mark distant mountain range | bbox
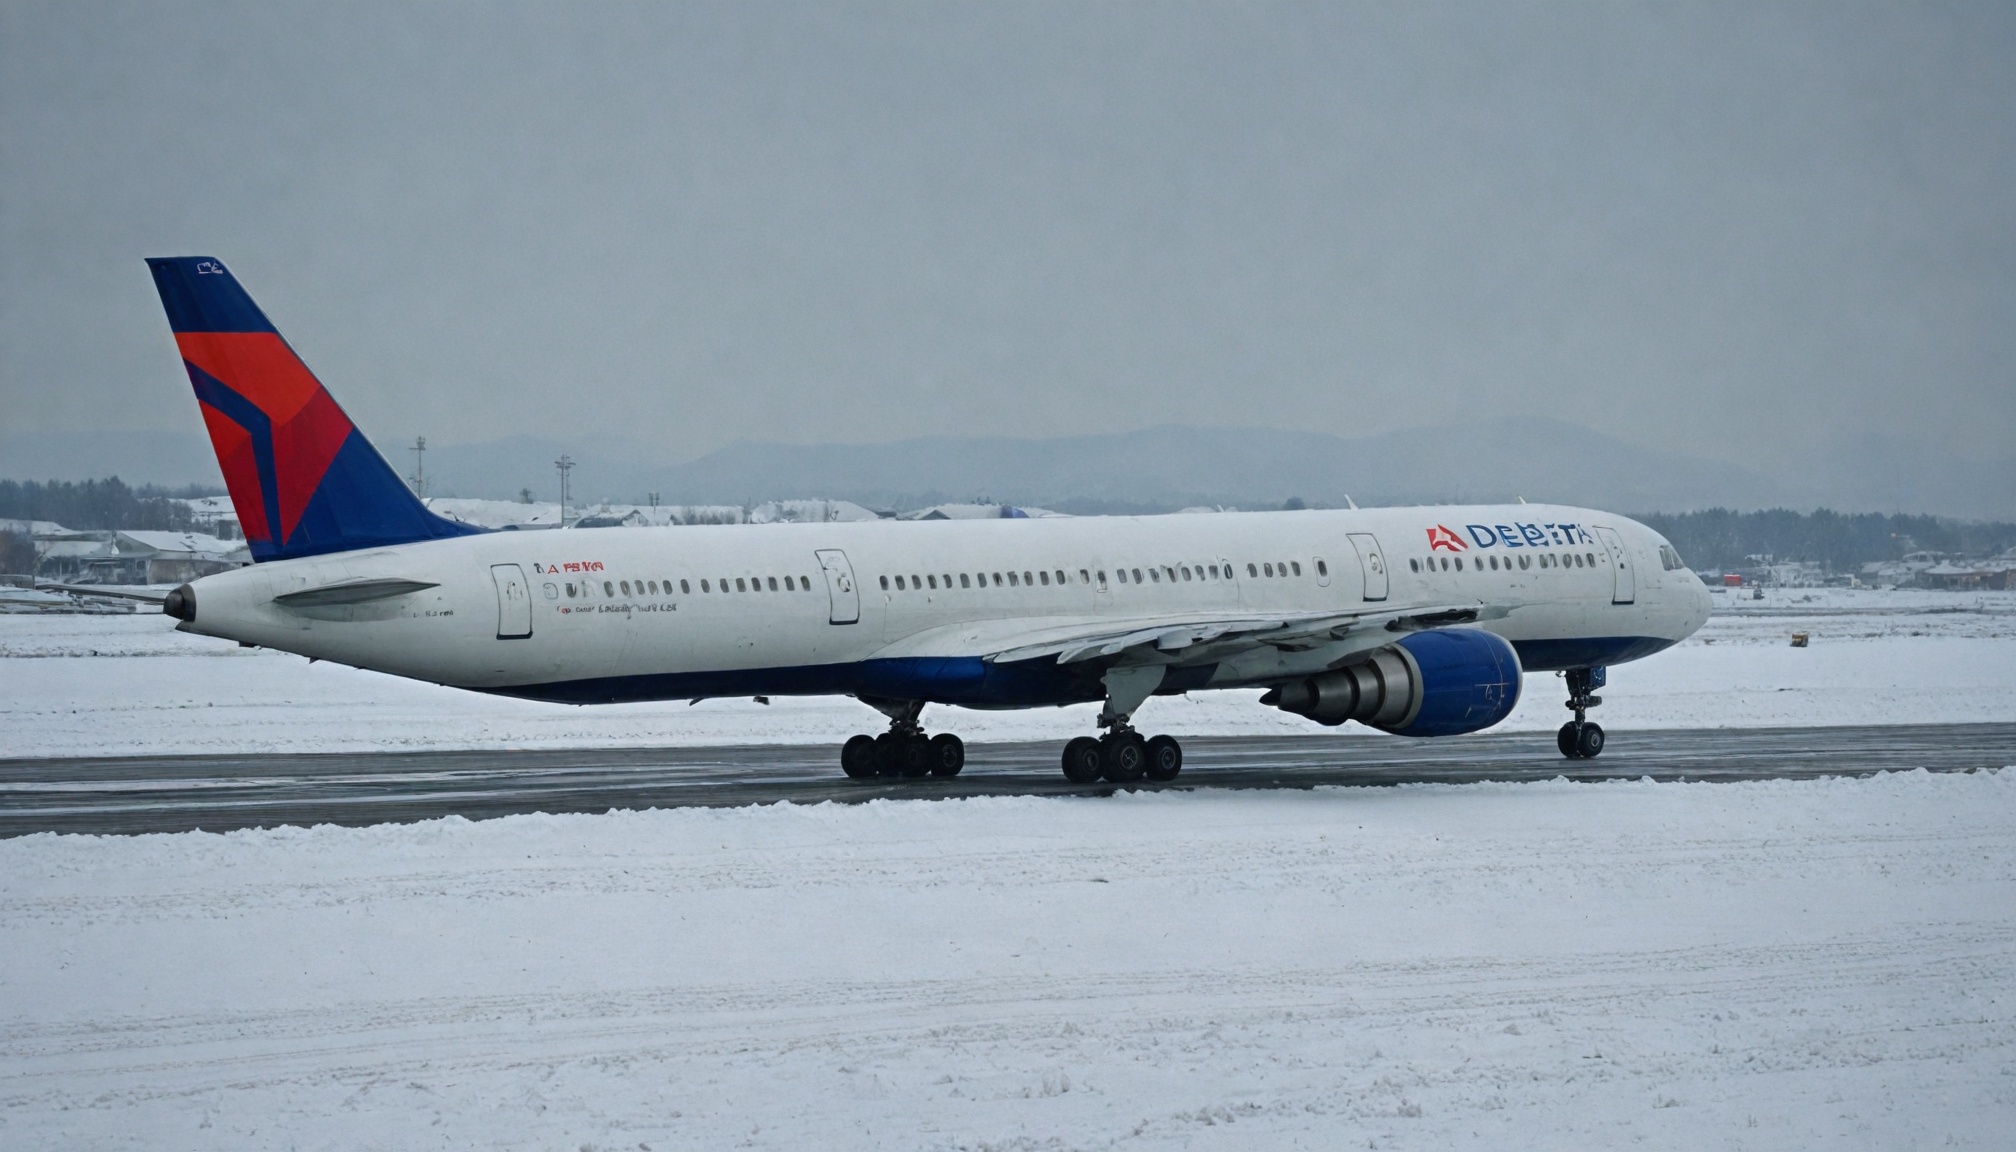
[4,420,2011,519]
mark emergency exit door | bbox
[491,563,533,639]
[1348,533,1388,601]
[815,549,860,624]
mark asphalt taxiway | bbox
[1,723,2009,837]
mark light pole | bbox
[554,454,575,526]
[408,436,426,498]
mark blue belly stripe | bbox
[482,639,1661,708]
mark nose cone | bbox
[1684,573,1713,637]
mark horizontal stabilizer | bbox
[273,578,441,607]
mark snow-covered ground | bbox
[3,771,2012,1149]
[2,589,2012,758]
[2,591,2013,1148]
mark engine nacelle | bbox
[1261,629,1523,737]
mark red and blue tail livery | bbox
[147,257,480,562]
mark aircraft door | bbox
[1592,526,1636,604]
[490,563,533,639]
[815,549,860,625]
[1348,533,1388,601]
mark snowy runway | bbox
[4,772,2013,1149]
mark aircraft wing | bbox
[37,582,170,604]
[873,602,1504,667]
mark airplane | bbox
[144,256,1714,781]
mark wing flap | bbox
[872,603,1504,667]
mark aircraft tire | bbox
[928,733,965,776]
[872,732,903,776]
[898,735,934,777]
[1061,736,1103,783]
[1102,733,1148,783]
[841,734,878,778]
[1575,722,1605,759]
[1144,734,1183,781]
[1557,723,1582,759]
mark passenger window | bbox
[1150,568,1161,583]
[1315,559,1327,577]
[618,580,630,595]
[928,575,938,589]
[1117,569,1128,584]
[1409,558,1420,572]
[599,581,610,596]
[1003,572,1014,586]
[762,576,773,591]
[1056,570,1066,585]
[1039,571,1049,586]
[1097,571,1108,589]
[1023,571,1034,585]
[1291,561,1302,576]
[1452,559,1463,572]
[1263,563,1273,577]
[992,572,1003,586]
[1079,569,1090,584]
[880,575,889,590]
[896,575,906,590]
[1178,566,1190,581]
[728,578,739,592]
[960,573,971,588]
[677,579,688,594]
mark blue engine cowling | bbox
[1262,629,1523,737]
[1383,628,1523,736]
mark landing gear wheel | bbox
[1144,735,1183,781]
[1575,722,1605,759]
[1061,736,1104,784]
[897,735,933,777]
[928,733,965,777]
[872,732,903,777]
[841,734,877,778]
[1557,723,1583,760]
[1102,733,1148,783]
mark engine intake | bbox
[1262,629,1523,737]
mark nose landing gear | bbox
[1557,666,1606,759]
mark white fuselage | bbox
[172,504,1712,710]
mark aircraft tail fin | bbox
[145,257,480,561]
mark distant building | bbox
[21,524,249,585]
[176,496,242,541]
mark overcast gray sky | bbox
[2,1,2011,475]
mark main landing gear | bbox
[1060,667,1183,785]
[841,698,964,779]
[1060,728,1184,785]
[1557,666,1606,759]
